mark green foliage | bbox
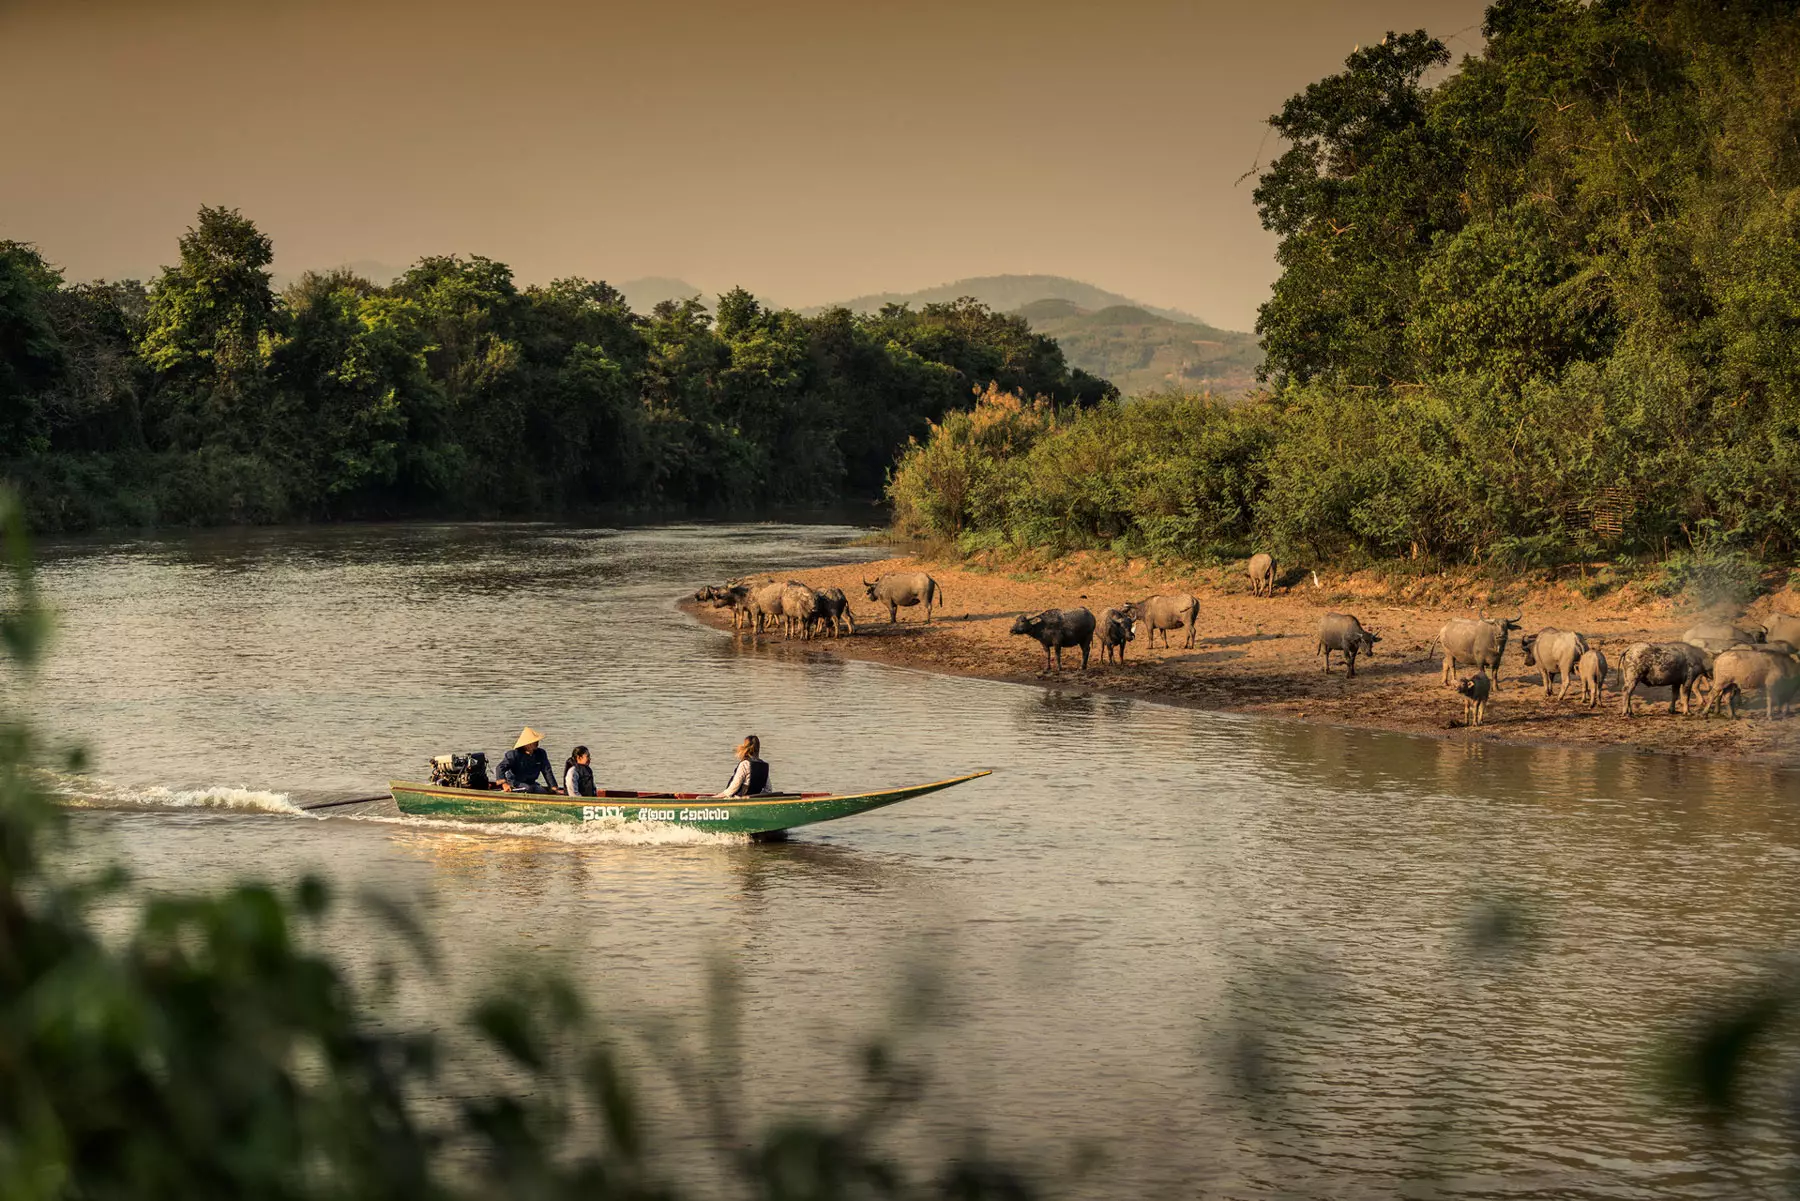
[890,388,1277,561]
[3,215,1108,532]
[896,5,1800,576]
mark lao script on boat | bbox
[581,805,732,823]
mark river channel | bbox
[23,521,1800,1198]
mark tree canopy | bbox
[0,212,1113,530]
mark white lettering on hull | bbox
[580,805,734,823]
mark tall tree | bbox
[139,207,278,449]
[0,243,67,454]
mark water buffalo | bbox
[1457,671,1491,726]
[1125,594,1200,650]
[1316,613,1379,677]
[1682,622,1764,654]
[747,581,788,635]
[1010,607,1095,673]
[1619,641,1713,716]
[1435,609,1523,690]
[1097,606,1134,664]
[814,587,854,637]
[1247,553,1277,597]
[1520,627,1590,701]
[1577,647,1609,708]
[863,572,942,623]
[779,583,820,639]
[1704,647,1800,720]
[696,583,752,629]
[1761,613,1800,647]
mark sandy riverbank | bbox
[681,554,1800,769]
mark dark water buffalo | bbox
[1456,670,1491,726]
[1436,610,1523,690]
[1683,622,1764,654]
[1010,607,1095,673]
[1704,647,1800,719]
[1247,553,1277,597]
[1125,594,1200,650]
[1619,641,1713,716]
[1577,647,1609,708]
[863,572,942,623]
[1097,606,1134,664]
[1520,627,1589,701]
[814,587,854,637]
[696,583,752,629]
[1316,612,1379,677]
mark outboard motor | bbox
[429,751,491,790]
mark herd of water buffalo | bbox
[696,562,1800,726]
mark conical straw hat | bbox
[514,726,544,749]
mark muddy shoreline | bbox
[682,556,1800,771]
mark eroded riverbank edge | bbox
[680,555,1800,772]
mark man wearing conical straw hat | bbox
[497,727,563,794]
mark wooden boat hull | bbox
[388,770,990,836]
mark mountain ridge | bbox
[804,274,1218,329]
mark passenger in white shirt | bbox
[715,734,770,798]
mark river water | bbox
[21,522,1800,1198]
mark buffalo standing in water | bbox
[863,572,943,623]
[1010,608,1095,673]
[1316,613,1379,677]
[696,583,752,629]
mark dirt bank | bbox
[681,555,1800,769]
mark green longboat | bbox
[388,770,992,839]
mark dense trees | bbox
[0,213,1110,531]
[894,1,1800,576]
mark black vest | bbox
[728,758,769,795]
[569,762,596,797]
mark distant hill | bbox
[812,274,1207,326]
[619,276,703,312]
[808,275,1260,394]
[1010,300,1262,396]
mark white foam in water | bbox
[350,811,749,847]
[45,773,314,818]
[44,771,745,845]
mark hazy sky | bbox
[1,0,1489,329]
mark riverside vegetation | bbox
[891,3,1800,602]
[0,215,1112,532]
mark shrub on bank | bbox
[891,366,1800,595]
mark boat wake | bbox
[45,773,747,844]
[47,773,314,817]
[350,811,749,846]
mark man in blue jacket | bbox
[498,727,562,794]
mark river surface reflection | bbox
[27,521,1800,1198]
